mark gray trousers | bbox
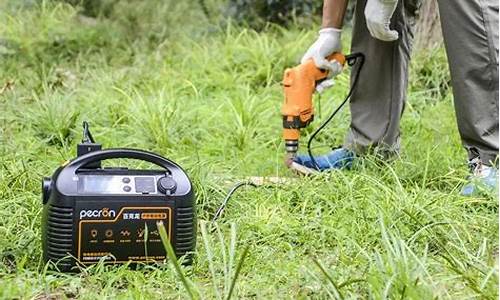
[345,0,499,166]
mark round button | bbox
[122,177,131,184]
[123,185,131,192]
[157,176,177,194]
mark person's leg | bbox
[437,0,499,167]
[345,0,421,157]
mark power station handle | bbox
[66,148,180,173]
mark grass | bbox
[0,1,498,299]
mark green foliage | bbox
[225,0,322,29]
[409,46,451,107]
[62,0,117,18]
[0,2,497,299]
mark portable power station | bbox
[41,122,196,271]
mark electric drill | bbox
[281,52,347,166]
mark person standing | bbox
[293,0,499,195]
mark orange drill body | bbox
[281,53,346,162]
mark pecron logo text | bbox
[80,207,116,220]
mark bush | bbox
[225,0,322,30]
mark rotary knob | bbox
[157,176,177,194]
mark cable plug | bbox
[77,121,102,168]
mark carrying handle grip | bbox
[55,148,192,196]
[67,148,179,173]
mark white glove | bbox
[364,0,399,41]
[315,59,342,93]
[301,28,342,74]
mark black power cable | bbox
[82,121,96,144]
[306,52,365,170]
[211,182,257,224]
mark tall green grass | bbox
[0,1,497,299]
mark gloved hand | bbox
[301,27,343,75]
[364,0,399,41]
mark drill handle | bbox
[309,52,347,83]
[325,52,346,67]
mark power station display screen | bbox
[77,175,158,194]
[79,176,118,193]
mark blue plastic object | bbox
[293,148,355,171]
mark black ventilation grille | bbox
[47,205,73,268]
[175,207,196,257]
